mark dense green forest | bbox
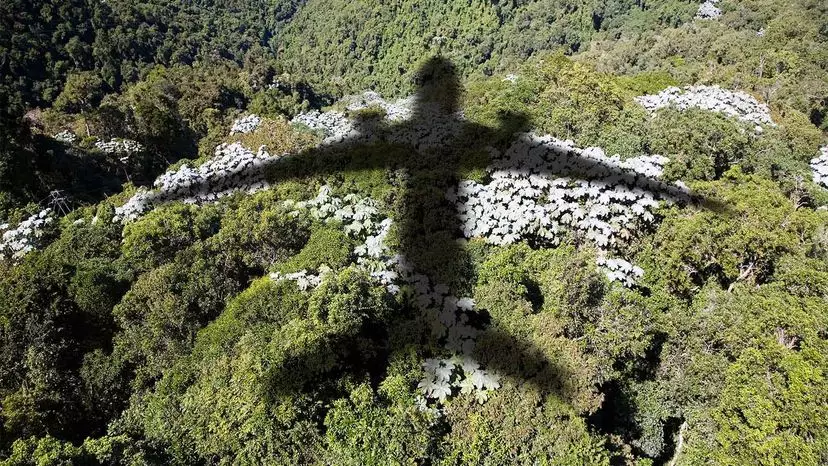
[1,0,827,464]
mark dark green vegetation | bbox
[1,0,827,464]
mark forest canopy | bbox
[0,0,827,465]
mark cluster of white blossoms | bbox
[117,104,400,223]
[291,92,417,146]
[116,91,674,286]
[418,356,501,405]
[53,130,77,143]
[450,134,688,286]
[285,186,501,405]
[696,0,721,19]
[292,110,356,144]
[292,185,386,237]
[114,142,276,222]
[95,138,145,154]
[114,89,690,287]
[230,114,261,134]
[636,85,775,128]
[293,92,683,285]
[291,91,463,151]
[284,185,397,293]
[374,253,502,405]
[269,267,332,291]
[0,209,54,261]
[811,146,828,189]
[113,190,155,223]
[343,91,414,121]
[597,256,645,288]
[53,131,145,155]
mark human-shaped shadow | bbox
[137,57,728,405]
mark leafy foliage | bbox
[1,0,827,464]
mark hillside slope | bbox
[0,1,827,465]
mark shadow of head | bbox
[412,56,461,116]
[348,56,467,139]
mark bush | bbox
[279,225,355,273]
[121,203,220,271]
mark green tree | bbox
[53,71,105,136]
